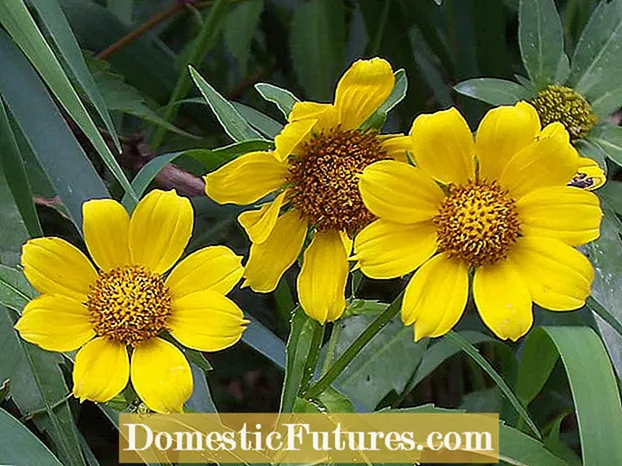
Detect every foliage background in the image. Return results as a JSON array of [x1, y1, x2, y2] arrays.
[[1, 0, 622, 465]]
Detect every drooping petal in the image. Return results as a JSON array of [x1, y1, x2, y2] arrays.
[[380, 135, 412, 163], [21, 237, 97, 300], [476, 102, 541, 181], [204, 151, 288, 205], [517, 186, 602, 245], [131, 338, 192, 414], [508, 237, 594, 311], [238, 191, 288, 244], [500, 122, 579, 198], [410, 108, 476, 185], [289, 101, 339, 130], [297, 229, 349, 323], [72, 338, 129, 403], [473, 261, 533, 341], [358, 160, 444, 223], [401, 253, 469, 341], [334, 58, 395, 130], [169, 290, 248, 352], [166, 246, 244, 298], [15, 295, 95, 351], [353, 220, 438, 279], [274, 119, 317, 162], [83, 198, 131, 271], [128, 189, 192, 274], [243, 210, 307, 292], [570, 157, 606, 191]]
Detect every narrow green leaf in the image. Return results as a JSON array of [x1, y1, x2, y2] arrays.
[[540, 326, 622, 464], [518, 0, 566, 89], [0, 265, 35, 313], [0, 99, 42, 238], [0, 0, 136, 202], [28, 0, 120, 152], [0, 407, 63, 465], [224, 0, 264, 75], [185, 363, 218, 414], [446, 330, 541, 439], [254, 82, 300, 118], [242, 316, 286, 370], [454, 78, 533, 105], [290, 0, 346, 101], [232, 102, 283, 139], [189, 66, 264, 143], [0, 162, 29, 267], [516, 329, 559, 406], [586, 124, 622, 168], [569, 1, 622, 109], [186, 140, 273, 171], [317, 387, 355, 413], [0, 31, 109, 226], [106, 0, 132, 24], [574, 138, 608, 175]]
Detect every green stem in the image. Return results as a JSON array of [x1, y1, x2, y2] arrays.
[[586, 296, 622, 338], [150, 0, 229, 150], [320, 322, 342, 377], [305, 292, 403, 399], [299, 323, 326, 393], [21, 393, 72, 422]]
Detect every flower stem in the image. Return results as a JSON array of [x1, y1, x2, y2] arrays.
[[320, 322, 342, 377], [300, 323, 326, 392], [304, 292, 403, 399]]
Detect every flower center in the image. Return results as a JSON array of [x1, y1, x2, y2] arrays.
[[86, 265, 171, 346], [287, 128, 388, 234], [531, 85, 597, 140], [434, 180, 521, 267]]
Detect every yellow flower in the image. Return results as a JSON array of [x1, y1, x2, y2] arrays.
[[354, 102, 603, 342], [204, 58, 411, 323], [15, 189, 248, 413], [569, 157, 606, 191]]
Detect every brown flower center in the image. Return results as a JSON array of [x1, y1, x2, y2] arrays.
[[434, 180, 521, 267], [286, 128, 388, 234], [87, 265, 171, 346]]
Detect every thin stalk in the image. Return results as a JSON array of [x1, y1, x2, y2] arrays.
[[320, 322, 342, 377], [299, 323, 326, 393]]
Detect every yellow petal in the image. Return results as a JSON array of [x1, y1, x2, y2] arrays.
[[500, 122, 579, 198], [473, 261, 533, 342], [128, 189, 192, 274], [238, 191, 288, 244], [517, 186, 602, 246], [205, 151, 288, 205], [169, 290, 248, 352], [21, 237, 97, 300], [15, 295, 95, 351], [131, 338, 192, 413], [410, 108, 476, 185], [83, 198, 131, 271], [72, 338, 129, 403], [353, 220, 437, 279], [401, 253, 469, 341], [166, 245, 244, 299], [380, 135, 412, 163], [289, 101, 332, 122], [297, 229, 349, 323], [274, 119, 316, 162], [508, 237, 594, 311], [476, 102, 541, 181], [243, 210, 307, 292], [358, 160, 444, 223], [334, 58, 395, 129], [571, 157, 606, 191]]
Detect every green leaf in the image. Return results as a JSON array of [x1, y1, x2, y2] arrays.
[[232, 102, 283, 139], [574, 139, 608, 176], [0, 0, 136, 202], [280, 307, 323, 413], [186, 140, 273, 171], [254, 82, 300, 118], [454, 78, 533, 105], [0, 99, 42, 238], [0, 162, 29, 267], [0, 265, 35, 313], [0, 407, 63, 465], [290, 0, 346, 101], [0, 307, 85, 466], [332, 305, 428, 410], [317, 386, 355, 413], [586, 124, 622, 168], [185, 363, 218, 414], [189, 66, 264, 142], [242, 316, 286, 370], [569, 1, 622, 114], [516, 329, 559, 406], [224, 0, 264, 75], [518, 0, 566, 89], [28, 0, 120, 152], [539, 326, 622, 464], [0, 31, 109, 227], [446, 331, 541, 439]]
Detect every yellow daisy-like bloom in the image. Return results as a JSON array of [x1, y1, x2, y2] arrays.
[[354, 102, 603, 342], [204, 58, 411, 323], [15, 189, 248, 413]]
